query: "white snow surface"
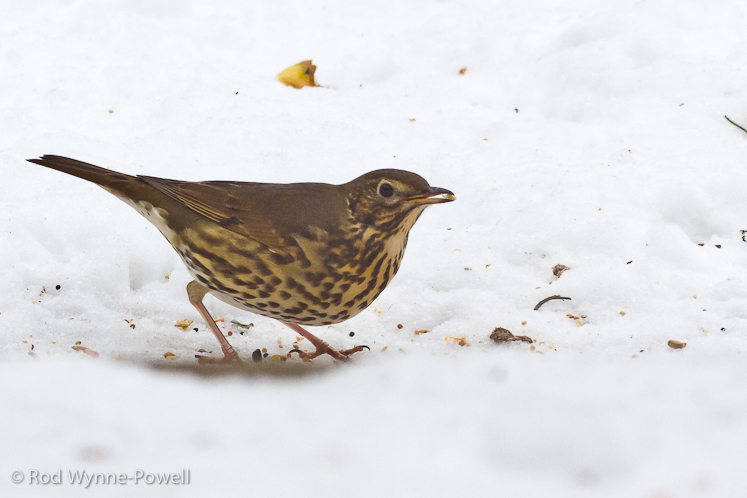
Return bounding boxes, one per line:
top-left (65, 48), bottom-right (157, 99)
top-left (2, 0), bottom-right (747, 496)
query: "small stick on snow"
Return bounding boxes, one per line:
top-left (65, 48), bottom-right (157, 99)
top-left (534, 295), bottom-right (572, 311)
top-left (725, 116), bottom-right (747, 135)
top-left (72, 345), bottom-right (100, 358)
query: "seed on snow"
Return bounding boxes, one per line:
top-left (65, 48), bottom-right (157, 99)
top-left (667, 340), bottom-right (686, 349)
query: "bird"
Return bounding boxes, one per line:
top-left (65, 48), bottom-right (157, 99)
top-left (27, 155), bottom-right (456, 363)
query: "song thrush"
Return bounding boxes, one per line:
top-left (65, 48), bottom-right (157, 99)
top-left (27, 155), bottom-right (455, 363)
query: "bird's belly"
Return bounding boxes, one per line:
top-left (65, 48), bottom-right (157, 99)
top-left (173, 224), bottom-right (405, 326)
top-left (190, 261), bottom-right (395, 326)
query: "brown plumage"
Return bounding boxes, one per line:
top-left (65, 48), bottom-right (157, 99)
top-left (27, 155), bottom-right (455, 363)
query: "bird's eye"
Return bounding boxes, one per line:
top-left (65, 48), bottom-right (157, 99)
top-left (379, 183), bottom-right (394, 198)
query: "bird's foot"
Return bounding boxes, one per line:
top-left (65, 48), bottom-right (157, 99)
top-left (287, 342), bottom-right (369, 362)
top-left (195, 350), bottom-right (243, 365)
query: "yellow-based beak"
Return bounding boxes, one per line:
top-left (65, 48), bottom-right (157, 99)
top-left (408, 186), bottom-right (456, 205)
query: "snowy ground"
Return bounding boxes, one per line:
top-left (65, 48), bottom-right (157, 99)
top-left (2, 0), bottom-right (747, 496)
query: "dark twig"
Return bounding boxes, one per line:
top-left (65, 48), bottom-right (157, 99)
top-left (725, 116), bottom-right (747, 135)
top-left (534, 295), bottom-right (572, 311)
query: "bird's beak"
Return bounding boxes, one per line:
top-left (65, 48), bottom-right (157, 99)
top-left (407, 186), bottom-right (456, 205)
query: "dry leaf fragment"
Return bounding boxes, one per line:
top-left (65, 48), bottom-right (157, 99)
top-left (381, 346), bottom-right (388, 352)
top-left (414, 329), bottom-right (430, 335)
top-left (489, 327), bottom-right (533, 344)
top-left (552, 264), bottom-right (570, 278)
top-left (72, 345), bottom-right (100, 358)
top-left (620, 311), bottom-right (626, 316)
top-left (458, 67), bottom-right (467, 75)
top-left (175, 318), bottom-right (194, 331)
top-left (231, 320), bottom-right (254, 329)
top-left (445, 336), bottom-right (466, 342)
top-left (276, 60), bottom-right (318, 89)
top-left (667, 340), bottom-right (686, 349)
top-left (444, 336), bottom-right (470, 346)
top-left (163, 352), bottom-right (178, 360)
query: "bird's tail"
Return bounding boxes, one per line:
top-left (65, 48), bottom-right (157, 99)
top-left (27, 155), bottom-right (137, 191)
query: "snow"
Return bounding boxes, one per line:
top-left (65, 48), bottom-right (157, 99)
top-left (2, 0), bottom-right (747, 496)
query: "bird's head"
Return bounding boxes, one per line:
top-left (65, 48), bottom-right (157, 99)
top-left (344, 169), bottom-right (455, 232)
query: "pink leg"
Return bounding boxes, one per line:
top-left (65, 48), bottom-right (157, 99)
top-left (187, 281), bottom-right (242, 364)
top-left (282, 322), bottom-right (368, 361)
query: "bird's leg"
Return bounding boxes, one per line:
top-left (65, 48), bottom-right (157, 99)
top-left (282, 322), bottom-right (369, 361)
top-left (187, 281), bottom-right (242, 364)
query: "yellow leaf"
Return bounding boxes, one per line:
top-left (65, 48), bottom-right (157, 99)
top-left (276, 60), bottom-right (318, 89)
top-left (174, 318), bottom-right (194, 331)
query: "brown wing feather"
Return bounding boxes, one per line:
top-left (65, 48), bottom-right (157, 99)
top-left (140, 176), bottom-right (287, 250)
top-left (139, 176), bottom-right (347, 252)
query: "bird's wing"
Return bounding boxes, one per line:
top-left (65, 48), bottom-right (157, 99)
top-left (139, 176), bottom-right (287, 251)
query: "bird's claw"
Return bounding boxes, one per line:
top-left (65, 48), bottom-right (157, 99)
top-left (285, 343), bottom-right (369, 362)
top-left (339, 345), bottom-right (370, 356)
top-left (195, 352), bottom-right (243, 365)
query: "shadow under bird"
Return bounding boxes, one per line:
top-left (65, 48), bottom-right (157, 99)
top-left (27, 155), bottom-right (456, 363)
